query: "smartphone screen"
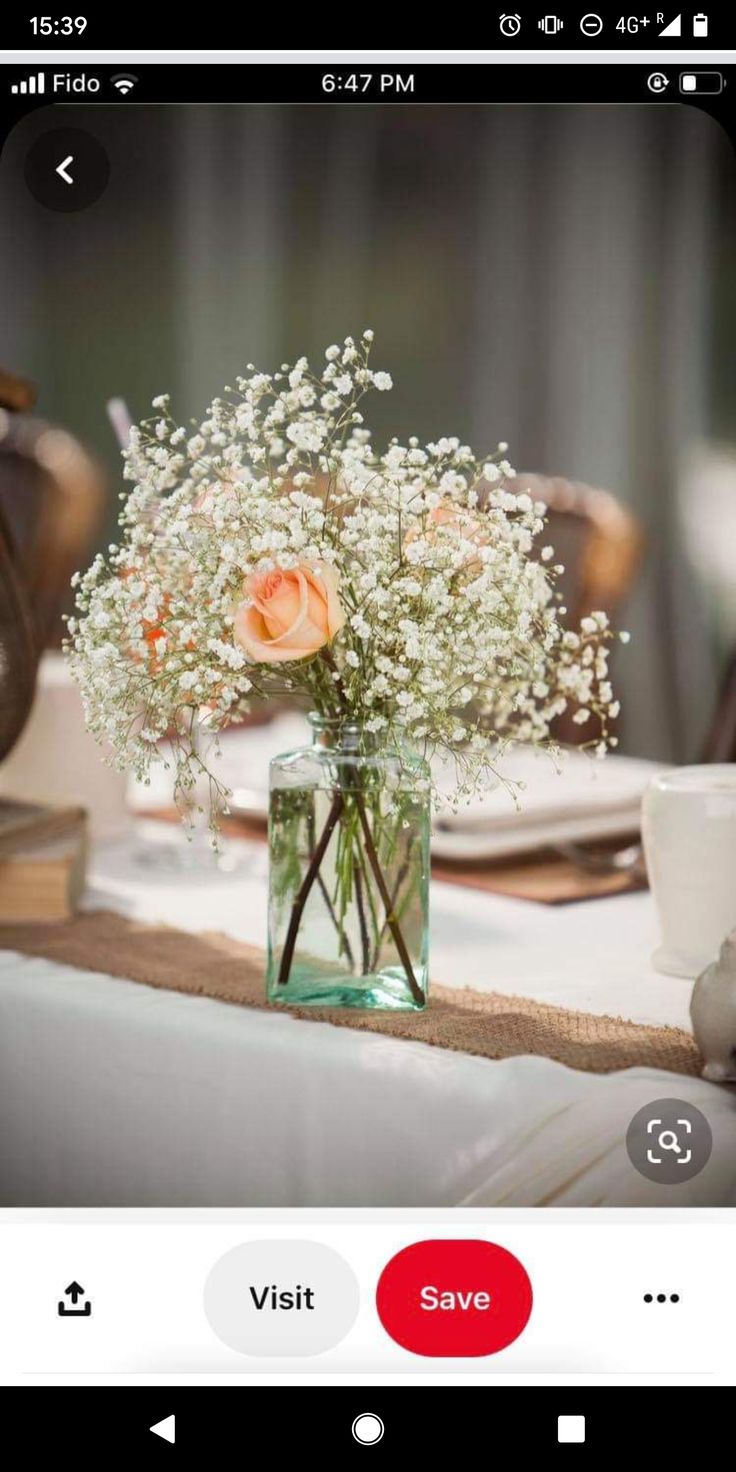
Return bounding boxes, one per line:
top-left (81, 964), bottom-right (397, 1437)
top-left (0, 16), bottom-right (734, 1447)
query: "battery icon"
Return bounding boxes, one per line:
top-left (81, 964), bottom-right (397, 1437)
top-left (680, 71), bottom-right (724, 94)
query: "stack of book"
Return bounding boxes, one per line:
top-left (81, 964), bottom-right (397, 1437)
top-left (0, 799), bottom-right (87, 922)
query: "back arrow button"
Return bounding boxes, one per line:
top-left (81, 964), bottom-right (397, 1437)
top-left (24, 127), bottom-right (110, 212)
top-left (150, 1415), bottom-right (176, 1444)
top-left (56, 154), bottom-right (74, 185)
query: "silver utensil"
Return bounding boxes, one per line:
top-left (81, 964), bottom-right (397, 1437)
top-left (554, 839), bottom-right (644, 876)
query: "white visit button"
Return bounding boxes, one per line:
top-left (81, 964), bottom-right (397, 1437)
top-left (203, 1239), bottom-right (359, 1356)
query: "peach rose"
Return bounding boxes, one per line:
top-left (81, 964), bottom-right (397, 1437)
top-left (234, 562), bottom-right (346, 664)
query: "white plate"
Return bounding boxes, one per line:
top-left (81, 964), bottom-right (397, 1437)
top-left (131, 720), bottom-right (661, 864)
top-left (430, 749), bottom-right (661, 861)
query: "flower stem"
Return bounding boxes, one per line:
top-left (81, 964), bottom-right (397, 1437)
top-left (369, 846), bottom-right (412, 973)
top-left (277, 791), bottom-right (344, 986)
top-left (354, 793), bottom-right (424, 1006)
top-left (317, 648), bottom-right (425, 1006)
top-left (353, 860), bottom-right (371, 975)
top-left (307, 805), bottom-right (355, 970)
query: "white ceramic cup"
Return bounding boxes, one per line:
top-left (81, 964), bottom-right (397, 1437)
top-left (641, 764), bottom-right (736, 978)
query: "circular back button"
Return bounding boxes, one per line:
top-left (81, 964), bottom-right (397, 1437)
top-left (24, 128), bottom-right (110, 212)
top-left (377, 1239), bottom-right (532, 1358)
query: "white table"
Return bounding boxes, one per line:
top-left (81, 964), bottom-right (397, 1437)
top-left (1, 829), bottom-right (735, 1208)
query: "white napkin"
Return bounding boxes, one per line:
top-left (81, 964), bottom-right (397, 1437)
top-left (130, 715), bottom-right (661, 862)
top-left (432, 748), bottom-right (661, 860)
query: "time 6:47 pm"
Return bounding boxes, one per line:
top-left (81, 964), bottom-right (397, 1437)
top-left (321, 73), bottom-right (415, 94)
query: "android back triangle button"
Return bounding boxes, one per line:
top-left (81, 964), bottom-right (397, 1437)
top-left (150, 1415), bottom-right (175, 1444)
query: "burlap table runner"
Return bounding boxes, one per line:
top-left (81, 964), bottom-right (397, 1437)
top-left (0, 909), bottom-right (701, 1077)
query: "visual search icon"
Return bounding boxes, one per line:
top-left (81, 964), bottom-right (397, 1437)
top-left (626, 1098), bottom-right (713, 1183)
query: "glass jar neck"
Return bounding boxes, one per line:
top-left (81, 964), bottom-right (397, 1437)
top-left (309, 712), bottom-right (379, 754)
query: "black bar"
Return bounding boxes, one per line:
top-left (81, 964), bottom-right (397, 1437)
top-left (0, 1386), bottom-right (729, 1452)
top-left (1, 64), bottom-right (732, 156)
top-left (0, 61), bottom-right (731, 105)
top-left (4, 4), bottom-right (735, 49)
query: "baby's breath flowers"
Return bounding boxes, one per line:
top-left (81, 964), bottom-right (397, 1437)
top-left (66, 331), bottom-right (623, 822)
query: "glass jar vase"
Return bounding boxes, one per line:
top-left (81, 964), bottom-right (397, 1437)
top-left (267, 714), bottom-right (430, 1010)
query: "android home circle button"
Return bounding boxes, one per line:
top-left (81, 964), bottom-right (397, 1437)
top-left (376, 1240), bottom-right (533, 1357)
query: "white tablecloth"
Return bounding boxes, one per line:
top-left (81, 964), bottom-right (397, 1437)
top-left (1, 831), bottom-right (735, 1207)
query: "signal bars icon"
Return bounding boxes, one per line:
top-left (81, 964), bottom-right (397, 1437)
top-left (11, 72), bottom-right (45, 95)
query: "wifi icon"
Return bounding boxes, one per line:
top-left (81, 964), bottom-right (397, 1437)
top-left (111, 73), bottom-right (138, 96)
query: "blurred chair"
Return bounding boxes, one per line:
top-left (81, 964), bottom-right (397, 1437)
top-left (701, 650), bottom-right (736, 764)
top-left (509, 472), bottom-right (644, 629)
top-left (485, 472), bottom-right (644, 745)
top-left (0, 495), bottom-right (37, 763)
top-left (678, 445), bottom-right (736, 765)
top-left (0, 372), bottom-right (105, 650)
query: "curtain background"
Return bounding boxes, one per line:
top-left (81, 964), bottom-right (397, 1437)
top-left (1, 102), bottom-right (733, 760)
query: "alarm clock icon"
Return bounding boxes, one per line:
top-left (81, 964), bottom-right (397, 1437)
top-left (499, 13), bottom-right (522, 36)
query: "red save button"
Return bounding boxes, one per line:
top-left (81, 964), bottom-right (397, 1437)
top-left (376, 1240), bottom-right (532, 1357)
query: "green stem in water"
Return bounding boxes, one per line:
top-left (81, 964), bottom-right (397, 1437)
top-left (353, 859), bottom-right (371, 975)
top-left (354, 792), bottom-right (424, 1006)
top-left (307, 804), bottom-right (355, 970)
top-left (277, 791), bottom-right (344, 986)
top-left (369, 845), bottom-right (413, 973)
top-left (318, 647), bottom-right (424, 1003)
